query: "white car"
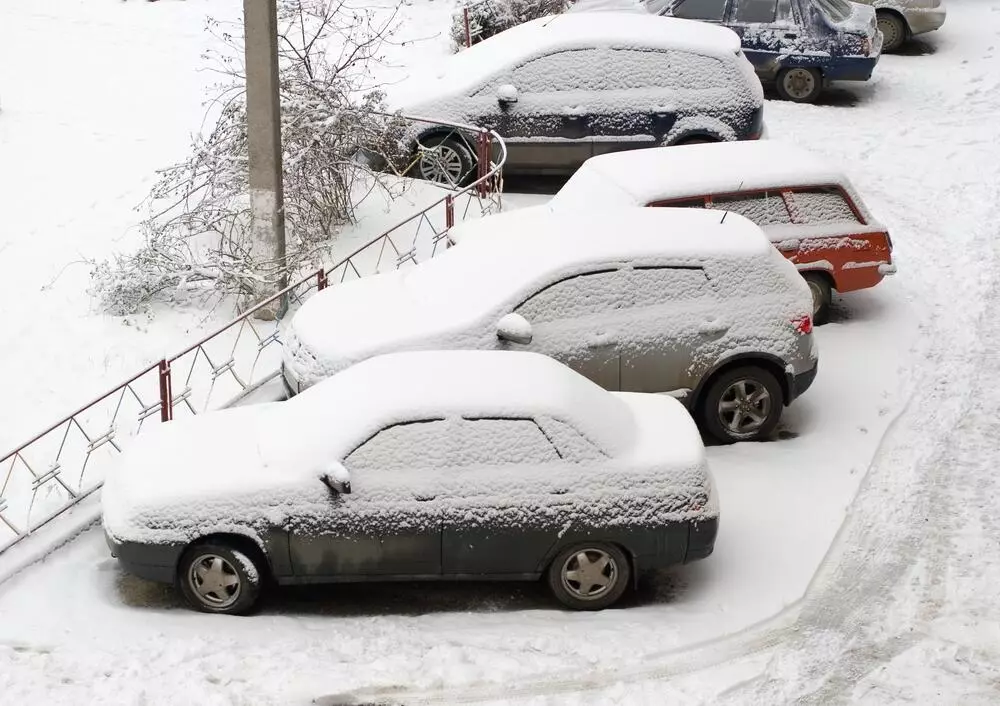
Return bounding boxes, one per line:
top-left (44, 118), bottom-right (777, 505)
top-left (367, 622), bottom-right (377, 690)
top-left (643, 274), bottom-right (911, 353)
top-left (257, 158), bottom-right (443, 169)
top-left (104, 350), bottom-right (719, 614)
top-left (283, 207), bottom-right (818, 443)
top-left (384, 12), bottom-right (765, 183)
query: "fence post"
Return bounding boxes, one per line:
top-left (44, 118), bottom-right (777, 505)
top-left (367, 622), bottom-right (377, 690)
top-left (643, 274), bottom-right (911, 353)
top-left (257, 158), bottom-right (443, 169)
top-left (464, 7), bottom-right (472, 48)
top-left (445, 194), bottom-right (455, 230)
top-left (317, 267), bottom-right (328, 291)
top-left (158, 360), bottom-right (173, 423)
top-left (476, 130), bottom-right (490, 196)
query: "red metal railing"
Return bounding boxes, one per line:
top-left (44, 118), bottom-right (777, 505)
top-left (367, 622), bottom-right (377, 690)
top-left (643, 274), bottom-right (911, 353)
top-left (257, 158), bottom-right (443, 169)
top-left (0, 120), bottom-right (506, 555)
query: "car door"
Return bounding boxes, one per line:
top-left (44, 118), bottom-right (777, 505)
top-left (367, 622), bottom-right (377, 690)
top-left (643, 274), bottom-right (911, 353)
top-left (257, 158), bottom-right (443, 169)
top-left (502, 268), bottom-right (630, 390)
top-left (473, 50), bottom-right (597, 172)
top-left (440, 417), bottom-right (576, 577)
top-left (618, 266), bottom-right (724, 395)
top-left (589, 48), bottom-right (667, 158)
top-left (286, 419), bottom-right (445, 579)
top-left (726, 0), bottom-right (804, 73)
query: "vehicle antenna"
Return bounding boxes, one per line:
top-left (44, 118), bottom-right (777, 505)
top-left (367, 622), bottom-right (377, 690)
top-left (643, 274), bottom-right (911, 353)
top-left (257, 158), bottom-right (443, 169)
top-left (719, 179), bottom-right (745, 224)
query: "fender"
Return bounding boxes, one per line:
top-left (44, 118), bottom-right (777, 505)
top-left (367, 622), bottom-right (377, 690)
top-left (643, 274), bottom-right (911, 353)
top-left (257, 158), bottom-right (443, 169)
top-left (689, 352), bottom-right (793, 412)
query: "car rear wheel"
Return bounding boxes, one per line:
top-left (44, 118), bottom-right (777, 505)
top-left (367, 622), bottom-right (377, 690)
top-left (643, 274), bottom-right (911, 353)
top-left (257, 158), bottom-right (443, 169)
top-left (701, 366), bottom-right (784, 443)
top-left (547, 543), bottom-right (630, 611)
top-left (803, 272), bottom-right (833, 325)
top-left (776, 67), bottom-right (823, 103)
top-left (178, 543), bottom-right (263, 615)
top-left (415, 134), bottom-right (475, 186)
top-left (877, 11), bottom-right (908, 53)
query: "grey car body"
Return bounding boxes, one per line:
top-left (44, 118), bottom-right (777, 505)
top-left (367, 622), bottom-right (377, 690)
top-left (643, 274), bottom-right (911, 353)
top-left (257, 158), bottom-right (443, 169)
top-left (856, 0), bottom-right (945, 51)
top-left (103, 351), bottom-right (719, 613)
top-left (386, 12), bottom-right (764, 182)
top-left (283, 207), bottom-right (818, 443)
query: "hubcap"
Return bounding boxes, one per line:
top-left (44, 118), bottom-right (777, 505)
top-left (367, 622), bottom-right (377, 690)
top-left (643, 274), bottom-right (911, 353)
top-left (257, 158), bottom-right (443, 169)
top-left (878, 18), bottom-right (901, 49)
top-left (783, 69), bottom-right (816, 100)
top-left (418, 143), bottom-right (465, 185)
top-left (718, 378), bottom-right (772, 436)
top-left (808, 280), bottom-right (824, 316)
top-left (188, 554), bottom-right (241, 608)
top-left (561, 549), bottom-right (617, 600)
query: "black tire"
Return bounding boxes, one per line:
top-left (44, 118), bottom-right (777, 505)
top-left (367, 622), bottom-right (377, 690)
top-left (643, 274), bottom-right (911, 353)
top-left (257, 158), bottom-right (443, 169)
top-left (177, 543), bottom-right (263, 615)
top-left (547, 542), bottom-right (631, 611)
top-left (802, 271), bottom-right (833, 325)
top-left (877, 11), bottom-right (908, 53)
top-left (673, 135), bottom-right (718, 146)
top-left (413, 134), bottom-right (476, 186)
top-left (775, 67), bottom-right (823, 103)
top-left (701, 365), bottom-right (784, 444)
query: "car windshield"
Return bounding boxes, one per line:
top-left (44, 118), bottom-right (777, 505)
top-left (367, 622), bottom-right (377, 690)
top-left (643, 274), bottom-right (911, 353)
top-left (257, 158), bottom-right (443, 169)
top-left (812, 0), bottom-right (852, 22)
top-left (645, 0), bottom-right (672, 14)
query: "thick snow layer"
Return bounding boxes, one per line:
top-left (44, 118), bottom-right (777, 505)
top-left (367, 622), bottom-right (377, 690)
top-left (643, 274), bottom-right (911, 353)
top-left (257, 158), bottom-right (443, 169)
top-left (104, 351), bottom-right (711, 545)
top-left (387, 12), bottom-right (741, 109)
top-left (548, 140), bottom-right (876, 222)
top-left (283, 207), bottom-right (810, 387)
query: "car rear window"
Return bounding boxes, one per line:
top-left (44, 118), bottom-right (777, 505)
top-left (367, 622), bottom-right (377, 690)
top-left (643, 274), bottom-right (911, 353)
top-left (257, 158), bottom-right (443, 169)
top-left (812, 0), bottom-right (852, 22)
top-left (710, 192), bottom-right (792, 225)
top-left (786, 187), bottom-right (860, 225)
top-left (735, 0), bottom-right (779, 23)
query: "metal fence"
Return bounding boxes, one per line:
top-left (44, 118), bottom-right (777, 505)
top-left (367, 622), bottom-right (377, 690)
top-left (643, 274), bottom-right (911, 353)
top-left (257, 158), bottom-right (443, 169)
top-left (0, 119), bottom-right (506, 555)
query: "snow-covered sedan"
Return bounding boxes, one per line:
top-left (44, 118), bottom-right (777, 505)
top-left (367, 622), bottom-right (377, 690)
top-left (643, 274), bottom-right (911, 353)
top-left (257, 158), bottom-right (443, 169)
top-left (383, 12), bottom-right (764, 184)
top-left (103, 350), bottom-right (719, 615)
top-left (283, 207), bottom-right (818, 443)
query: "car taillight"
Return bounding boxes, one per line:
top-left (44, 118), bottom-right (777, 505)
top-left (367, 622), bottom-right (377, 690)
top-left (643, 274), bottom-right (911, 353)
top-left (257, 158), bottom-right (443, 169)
top-left (792, 315), bottom-right (813, 334)
top-left (862, 37), bottom-right (872, 55)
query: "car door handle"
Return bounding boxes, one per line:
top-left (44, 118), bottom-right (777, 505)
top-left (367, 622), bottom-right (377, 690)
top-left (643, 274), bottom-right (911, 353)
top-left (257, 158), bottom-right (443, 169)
top-left (698, 321), bottom-right (730, 335)
top-left (783, 33), bottom-right (797, 39)
top-left (414, 495), bottom-right (436, 502)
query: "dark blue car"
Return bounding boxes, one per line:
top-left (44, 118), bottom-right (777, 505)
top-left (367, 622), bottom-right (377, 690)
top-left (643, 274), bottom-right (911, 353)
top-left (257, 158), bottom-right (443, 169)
top-left (648, 0), bottom-right (883, 102)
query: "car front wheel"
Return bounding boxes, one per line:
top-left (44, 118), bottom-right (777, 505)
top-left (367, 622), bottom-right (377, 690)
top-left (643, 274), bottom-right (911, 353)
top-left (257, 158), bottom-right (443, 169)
top-left (178, 543), bottom-right (263, 615)
top-left (775, 67), bottom-right (823, 103)
top-left (701, 365), bottom-right (784, 443)
top-left (547, 542), bottom-right (631, 611)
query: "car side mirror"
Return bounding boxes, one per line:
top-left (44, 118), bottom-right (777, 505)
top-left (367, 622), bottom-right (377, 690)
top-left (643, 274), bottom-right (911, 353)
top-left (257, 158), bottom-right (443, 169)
top-left (320, 462), bottom-right (352, 495)
top-left (497, 84), bottom-right (518, 106)
top-left (497, 312), bottom-right (532, 344)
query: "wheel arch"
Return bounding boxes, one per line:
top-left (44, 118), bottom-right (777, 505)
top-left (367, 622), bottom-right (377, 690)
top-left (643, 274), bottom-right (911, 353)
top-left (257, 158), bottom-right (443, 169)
top-left (691, 353), bottom-right (792, 414)
top-left (800, 267), bottom-right (838, 293)
top-left (412, 127), bottom-right (477, 159)
top-left (539, 539), bottom-right (641, 589)
top-left (182, 531), bottom-right (273, 581)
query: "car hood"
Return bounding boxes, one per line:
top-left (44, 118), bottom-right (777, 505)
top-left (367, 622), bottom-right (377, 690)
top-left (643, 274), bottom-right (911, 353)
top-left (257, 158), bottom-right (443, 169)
top-left (284, 270), bottom-right (484, 388)
top-left (101, 404), bottom-right (332, 544)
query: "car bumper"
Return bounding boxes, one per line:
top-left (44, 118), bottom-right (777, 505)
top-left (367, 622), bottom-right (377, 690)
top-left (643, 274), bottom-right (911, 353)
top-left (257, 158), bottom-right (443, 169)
top-left (822, 57), bottom-right (879, 83)
top-left (685, 517), bottom-right (719, 563)
top-left (106, 529), bottom-right (181, 584)
top-left (903, 8), bottom-right (946, 35)
top-left (789, 362), bottom-right (818, 402)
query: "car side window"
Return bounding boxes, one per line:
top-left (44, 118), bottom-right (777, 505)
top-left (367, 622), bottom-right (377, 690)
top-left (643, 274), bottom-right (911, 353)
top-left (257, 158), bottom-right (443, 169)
top-left (344, 419), bottom-right (450, 471)
top-left (672, 0), bottom-right (728, 21)
top-left (515, 269), bottom-right (628, 325)
top-left (786, 187), bottom-right (861, 225)
top-left (456, 418), bottom-right (560, 466)
top-left (734, 0), bottom-right (778, 23)
top-left (649, 197), bottom-right (708, 208)
top-left (708, 192), bottom-right (792, 225)
top-left (601, 50), bottom-right (727, 91)
top-left (510, 50), bottom-right (601, 93)
top-left (540, 418), bottom-right (608, 462)
top-left (624, 266), bottom-right (713, 308)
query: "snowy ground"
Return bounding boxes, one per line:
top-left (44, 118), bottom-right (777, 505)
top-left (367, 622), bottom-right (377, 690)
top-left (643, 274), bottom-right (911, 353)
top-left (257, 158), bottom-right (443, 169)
top-left (1, 0), bottom-right (999, 703)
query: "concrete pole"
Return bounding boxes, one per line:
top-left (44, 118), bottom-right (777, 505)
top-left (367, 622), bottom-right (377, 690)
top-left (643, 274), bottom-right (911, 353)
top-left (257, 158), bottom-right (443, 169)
top-left (243, 0), bottom-right (287, 318)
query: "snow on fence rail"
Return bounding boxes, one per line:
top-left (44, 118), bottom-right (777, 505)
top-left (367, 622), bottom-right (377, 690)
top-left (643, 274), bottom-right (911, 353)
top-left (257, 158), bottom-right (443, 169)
top-left (0, 120), bottom-right (506, 555)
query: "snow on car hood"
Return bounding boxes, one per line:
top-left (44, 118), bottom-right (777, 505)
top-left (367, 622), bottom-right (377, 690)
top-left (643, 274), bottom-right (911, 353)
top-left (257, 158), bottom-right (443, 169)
top-left (101, 403), bottom-right (337, 545)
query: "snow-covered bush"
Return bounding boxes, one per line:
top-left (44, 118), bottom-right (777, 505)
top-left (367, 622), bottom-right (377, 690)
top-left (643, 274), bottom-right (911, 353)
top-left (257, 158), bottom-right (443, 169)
top-left (449, 0), bottom-right (570, 50)
top-left (91, 0), bottom-right (406, 315)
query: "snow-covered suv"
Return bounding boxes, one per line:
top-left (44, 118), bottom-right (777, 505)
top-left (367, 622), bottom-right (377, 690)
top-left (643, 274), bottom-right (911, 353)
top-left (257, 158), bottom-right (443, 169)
top-left (383, 12), bottom-right (764, 184)
top-left (282, 207), bottom-right (818, 443)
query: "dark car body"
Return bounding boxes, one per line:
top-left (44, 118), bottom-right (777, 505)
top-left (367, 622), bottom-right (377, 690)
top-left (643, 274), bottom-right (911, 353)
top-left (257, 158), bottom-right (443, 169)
top-left (385, 12), bottom-right (765, 183)
top-left (650, 0), bottom-right (882, 96)
top-left (103, 351), bottom-right (719, 611)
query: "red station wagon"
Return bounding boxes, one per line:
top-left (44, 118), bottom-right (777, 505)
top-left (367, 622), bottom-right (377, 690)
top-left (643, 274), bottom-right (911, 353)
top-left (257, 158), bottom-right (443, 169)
top-left (547, 140), bottom-right (896, 324)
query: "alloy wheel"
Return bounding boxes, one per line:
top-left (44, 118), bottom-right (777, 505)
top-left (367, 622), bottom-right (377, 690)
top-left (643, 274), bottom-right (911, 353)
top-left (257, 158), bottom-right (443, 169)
top-left (560, 549), bottom-right (617, 600)
top-left (418, 143), bottom-right (466, 185)
top-left (717, 378), bottom-right (772, 436)
top-left (188, 553), bottom-right (242, 609)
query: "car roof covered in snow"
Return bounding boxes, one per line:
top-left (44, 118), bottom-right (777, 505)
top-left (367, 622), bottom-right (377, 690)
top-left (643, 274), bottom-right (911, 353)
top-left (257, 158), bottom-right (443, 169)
top-left (548, 141), bottom-right (855, 210)
top-left (388, 13), bottom-right (741, 107)
top-left (290, 350), bottom-right (635, 454)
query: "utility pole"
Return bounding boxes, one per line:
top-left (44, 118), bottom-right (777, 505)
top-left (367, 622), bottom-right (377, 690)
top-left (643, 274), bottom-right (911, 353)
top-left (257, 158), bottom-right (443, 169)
top-left (243, 0), bottom-right (287, 319)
